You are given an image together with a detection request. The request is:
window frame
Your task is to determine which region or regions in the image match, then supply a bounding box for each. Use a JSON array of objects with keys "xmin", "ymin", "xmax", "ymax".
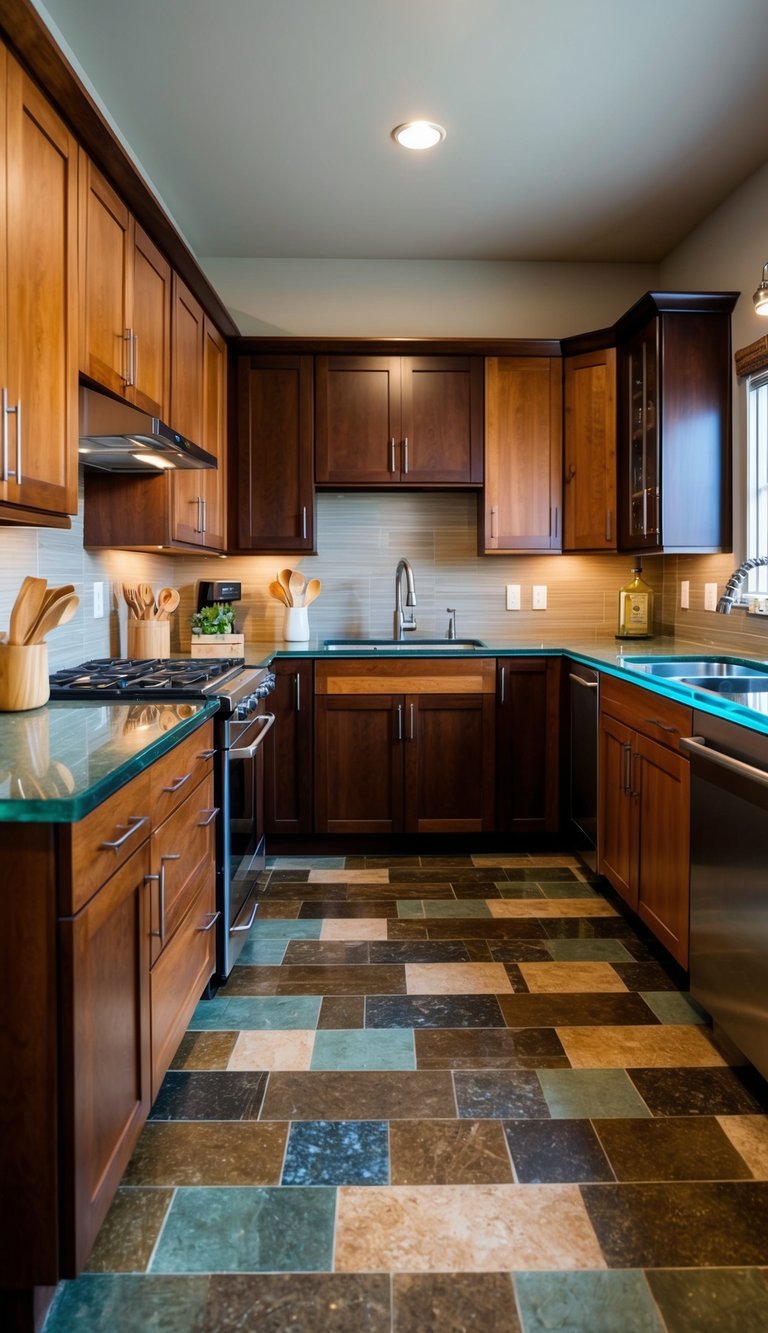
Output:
[{"xmin": 745, "ymin": 369, "xmax": 768, "ymax": 598}]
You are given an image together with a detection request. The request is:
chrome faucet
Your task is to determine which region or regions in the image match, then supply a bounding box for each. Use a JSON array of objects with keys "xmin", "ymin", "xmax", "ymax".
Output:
[
  {"xmin": 716, "ymin": 556, "xmax": 768, "ymax": 612},
  {"xmin": 446, "ymin": 608, "xmax": 457, "ymax": 640},
  {"xmin": 393, "ymin": 558, "xmax": 417, "ymax": 639}
]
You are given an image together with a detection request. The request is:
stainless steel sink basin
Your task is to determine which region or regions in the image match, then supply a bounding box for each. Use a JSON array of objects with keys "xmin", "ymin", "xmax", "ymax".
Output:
[
  {"xmin": 625, "ymin": 657, "xmax": 768, "ymax": 679},
  {"xmin": 678, "ymin": 675, "xmax": 768, "ymax": 694},
  {"xmin": 323, "ymin": 638, "xmax": 486, "ymax": 652}
]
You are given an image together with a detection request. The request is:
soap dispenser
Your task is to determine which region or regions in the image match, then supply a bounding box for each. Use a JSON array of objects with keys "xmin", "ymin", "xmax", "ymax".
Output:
[{"xmin": 616, "ymin": 563, "xmax": 654, "ymax": 639}]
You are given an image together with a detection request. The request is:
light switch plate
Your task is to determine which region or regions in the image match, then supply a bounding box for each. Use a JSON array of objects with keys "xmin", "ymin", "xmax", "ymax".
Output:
[
  {"xmin": 93, "ymin": 582, "xmax": 104, "ymax": 618},
  {"xmin": 704, "ymin": 582, "xmax": 718, "ymax": 612},
  {"xmin": 680, "ymin": 580, "xmax": 690, "ymax": 609},
  {"xmin": 532, "ymin": 585, "xmax": 547, "ymax": 610},
  {"xmin": 506, "ymin": 584, "xmax": 521, "ymax": 611}
]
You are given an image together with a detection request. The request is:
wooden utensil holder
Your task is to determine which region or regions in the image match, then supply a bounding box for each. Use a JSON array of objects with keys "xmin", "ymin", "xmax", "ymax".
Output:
[
  {"xmin": 127, "ymin": 618, "xmax": 170, "ymax": 659},
  {"xmin": 0, "ymin": 642, "xmax": 49, "ymax": 711}
]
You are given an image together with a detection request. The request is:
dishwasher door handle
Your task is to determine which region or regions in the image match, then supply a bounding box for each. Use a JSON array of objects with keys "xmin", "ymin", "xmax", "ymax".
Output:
[
  {"xmin": 681, "ymin": 735, "xmax": 768, "ymax": 789},
  {"xmin": 569, "ymin": 673, "xmax": 598, "ymax": 690}
]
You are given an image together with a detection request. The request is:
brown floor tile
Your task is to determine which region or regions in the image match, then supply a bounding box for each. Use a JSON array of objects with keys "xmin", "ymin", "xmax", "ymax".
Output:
[
  {"xmin": 260, "ymin": 1070, "xmax": 457, "ymax": 1120},
  {"xmin": 520, "ymin": 962, "xmax": 627, "ymax": 993},
  {"xmin": 558, "ymin": 1024, "xmax": 725, "ymax": 1069},
  {"xmin": 170, "ymin": 1031, "xmax": 238, "ymax": 1070},
  {"xmin": 122, "ymin": 1121, "xmax": 288, "ymax": 1185},
  {"xmin": 309, "ymin": 868, "xmax": 390, "ymax": 883},
  {"xmin": 264, "ymin": 882, "xmax": 350, "ymax": 900},
  {"xmin": 489, "ymin": 941, "xmax": 554, "ymax": 963},
  {"xmin": 628, "ymin": 1066, "xmax": 767, "ymax": 1116},
  {"xmin": 348, "ymin": 883, "xmax": 455, "ymax": 900},
  {"xmin": 255, "ymin": 902, "xmax": 301, "ymax": 918},
  {"xmin": 317, "ymin": 996, "xmax": 366, "ymax": 1029},
  {"xmin": 392, "ymin": 1273, "xmax": 521, "ymax": 1333},
  {"xmin": 299, "ymin": 901, "xmax": 398, "ymax": 918},
  {"xmin": 84, "ymin": 1186, "xmax": 173, "ymax": 1272},
  {"xmin": 503, "ymin": 1119, "xmax": 614, "ymax": 1183},
  {"xmin": 612, "ymin": 961, "xmax": 680, "ymax": 992},
  {"xmin": 389, "ymin": 868, "xmax": 502, "ymax": 883},
  {"xmin": 282, "ymin": 941, "xmax": 371, "ymax": 964},
  {"xmin": 387, "ymin": 922, "xmax": 430, "ymax": 939},
  {"xmin": 424, "ymin": 919, "xmax": 549, "ymax": 940},
  {"xmin": 717, "ymin": 1115, "xmax": 768, "ymax": 1177},
  {"xmin": 497, "ymin": 992, "xmax": 659, "ymax": 1028},
  {"xmin": 581, "ymin": 1181, "xmax": 768, "ymax": 1266},
  {"xmin": 489, "ymin": 899, "xmax": 618, "ymax": 918},
  {"xmin": 370, "ymin": 940, "xmax": 482, "ymax": 964},
  {"xmin": 594, "ymin": 1116, "xmax": 754, "ymax": 1181},
  {"xmin": 201, "ymin": 1274, "xmax": 392, "ymax": 1332},
  {"xmin": 225, "ymin": 963, "xmax": 406, "ymax": 996},
  {"xmin": 414, "ymin": 1026, "xmax": 568, "ymax": 1070},
  {"xmin": 646, "ymin": 1268, "xmax": 768, "ymax": 1333},
  {"xmin": 389, "ymin": 1119, "xmax": 514, "ymax": 1185}
]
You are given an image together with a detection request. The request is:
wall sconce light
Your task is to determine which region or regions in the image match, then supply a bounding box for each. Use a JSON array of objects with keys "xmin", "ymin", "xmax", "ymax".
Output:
[{"xmin": 754, "ymin": 263, "xmax": 768, "ymax": 315}]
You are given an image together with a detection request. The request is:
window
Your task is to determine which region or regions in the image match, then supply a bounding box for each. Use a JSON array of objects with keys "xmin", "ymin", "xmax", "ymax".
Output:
[{"xmin": 746, "ymin": 370, "xmax": 768, "ymax": 595}]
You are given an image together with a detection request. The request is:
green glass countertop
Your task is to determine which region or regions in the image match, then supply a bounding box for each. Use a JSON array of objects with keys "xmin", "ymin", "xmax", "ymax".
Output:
[{"xmin": 0, "ymin": 699, "xmax": 219, "ymax": 823}]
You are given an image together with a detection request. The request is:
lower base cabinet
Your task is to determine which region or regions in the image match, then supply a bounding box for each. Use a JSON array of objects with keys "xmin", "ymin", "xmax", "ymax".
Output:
[
  {"xmin": 264, "ymin": 659, "xmax": 314, "ymax": 836},
  {"xmin": 598, "ymin": 675, "xmax": 691, "ymax": 966},
  {"xmin": 495, "ymin": 657, "xmax": 560, "ymax": 832}
]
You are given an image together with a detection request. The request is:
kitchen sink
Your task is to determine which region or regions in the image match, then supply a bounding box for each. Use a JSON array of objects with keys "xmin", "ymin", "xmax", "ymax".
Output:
[
  {"xmin": 677, "ymin": 675, "xmax": 768, "ymax": 694},
  {"xmin": 323, "ymin": 638, "xmax": 486, "ymax": 652},
  {"xmin": 624, "ymin": 657, "xmax": 768, "ymax": 678}
]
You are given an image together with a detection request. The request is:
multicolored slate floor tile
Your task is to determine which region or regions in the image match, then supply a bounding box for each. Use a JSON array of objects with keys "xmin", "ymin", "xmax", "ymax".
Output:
[{"xmin": 45, "ymin": 852, "xmax": 768, "ymax": 1332}]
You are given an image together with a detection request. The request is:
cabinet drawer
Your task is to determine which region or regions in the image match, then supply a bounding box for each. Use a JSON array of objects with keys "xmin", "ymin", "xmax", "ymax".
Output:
[
  {"xmin": 600, "ymin": 674, "xmax": 692, "ymax": 752},
  {"xmin": 150, "ymin": 872, "xmax": 216, "ymax": 1099},
  {"xmin": 150, "ymin": 721, "xmax": 215, "ymax": 826},
  {"xmin": 315, "ymin": 658, "xmax": 496, "ymax": 695},
  {"xmin": 66, "ymin": 768, "xmax": 151, "ymax": 913},
  {"xmin": 148, "ymin": 772, "xmax": 216, "ymax": 965}
]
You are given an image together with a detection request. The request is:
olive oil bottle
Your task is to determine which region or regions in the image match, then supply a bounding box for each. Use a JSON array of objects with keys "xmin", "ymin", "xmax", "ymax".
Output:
[{"xmin": 616, "ymin": 563, "xmax": 654, "ymax": 639}]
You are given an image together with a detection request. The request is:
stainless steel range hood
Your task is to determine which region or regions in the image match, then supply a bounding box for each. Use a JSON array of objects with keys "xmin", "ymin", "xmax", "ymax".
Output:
[{"xmin": 78, "ymin": 387, "xmax": 217, "ymax": 473}]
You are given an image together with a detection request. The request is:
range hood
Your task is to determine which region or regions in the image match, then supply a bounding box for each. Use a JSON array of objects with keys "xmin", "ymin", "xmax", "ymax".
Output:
[{"xmin": 78, "ymin": 387, "xmax": 217, "ymax": 473}]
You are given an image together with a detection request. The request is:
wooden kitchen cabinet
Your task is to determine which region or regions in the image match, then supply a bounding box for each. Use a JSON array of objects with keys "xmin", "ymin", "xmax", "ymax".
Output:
[
  {"xmin": 495, "ymin": 657, "xmax": 560, "ymax": 833},
  {"xmin": 616, "ymin": 294, "xmax": 736, "ymax": 553},
  {"xmin": 234, "ymin": 354, "xmax": 315, "ymax": 553},
  {"xmin": 314, "ymin": 658, "xmax": 495, "ymax": 834},
  {"xmin": 0, "ymin": 48, "xmax": 79, "ymax": 524},
  {"xmin": 480, "ymin": 357, "xmax": 562, "ymax": 552},
  {"xmin": 264, "ymin": 659, "xmax": 314, "ymax": 835},
  {"xmin": 598, "ymin": 674, "xmax": 691, "ymax": 965},
  {"xmin": 79, "ymin": 153, "xmax": 171, "ymax": 418},
  {"xmin": 315, "ymin": 355, "xmax": 483, "ymax": 487},
  {"xmin": 563, "ymin": 348, "xmax": 617, "ymax": 551}
]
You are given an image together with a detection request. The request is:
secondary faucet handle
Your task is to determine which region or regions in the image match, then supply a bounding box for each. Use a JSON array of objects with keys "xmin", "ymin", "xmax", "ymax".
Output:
[{"xmin": 446, "ymin": 608, "xmax": 456, "ymax": 640}]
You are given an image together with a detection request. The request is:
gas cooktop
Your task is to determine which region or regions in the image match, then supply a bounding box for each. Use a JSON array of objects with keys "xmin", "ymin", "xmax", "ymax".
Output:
[{"xmin": 49, "ymin": 656, "xmax": 246, "ymax": 697}]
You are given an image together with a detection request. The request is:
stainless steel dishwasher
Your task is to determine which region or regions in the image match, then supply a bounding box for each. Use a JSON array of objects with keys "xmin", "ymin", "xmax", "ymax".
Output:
[
  {"xmin": 569, "ymin": 662, "xmax": 599, "ymax": 858},
  {"xmin": 681, "ymin": 714, "xmax": 768, "ymax": 1080}
]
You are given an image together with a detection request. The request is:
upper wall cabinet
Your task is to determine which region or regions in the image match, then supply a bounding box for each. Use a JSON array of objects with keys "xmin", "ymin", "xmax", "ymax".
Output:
[
  {"xmin": 79, "ymin": 154, "xmax": 171, "ymax": 419},
  {"xmin": 563, "ymin": 348, "xmax": 617, "ymax": 552},
  {"xmin": 616, "ymin": 294, "xmax": 737, "ymax": 554},
  {"xmin": 480, "ymin": 357, "xmax": 562, "ymax": 553},
  {"xmin": 0, "ymin": 49, "xmax": 79, "ymax": 523},
  {"xmin": 233, "ymin": 354, "xmax": 315, "ymax": 554},
  {"xmin": 315, "ymin": 355, "xmax": 483, "ymax": 487}
]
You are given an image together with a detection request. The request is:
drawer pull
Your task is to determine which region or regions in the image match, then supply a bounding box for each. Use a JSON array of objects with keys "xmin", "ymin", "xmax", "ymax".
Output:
[
  {"xmin": 197, "ymin": 911, "xmax": 220, "ymax": 933},
  {"xmin": 197, "ymin": 807, "xmax": 219, "ymax": 827},
  {"xmin": 100, "ymin": 814, "xmax": 148, "ymax": 852},
  {"xmin": 162, "ymin": 772, "xmax": 192, "ymax": 794},
  {"xmin": 146, "ymin": 853, "xmax": 181, "ymax": 946},
  {"xmin": 645, "ymin": 718, "xmax": 679, "ymax": 735},
  {"xmin": 198, "ymin": 748, "xmax": 216, "ymax": 760}
]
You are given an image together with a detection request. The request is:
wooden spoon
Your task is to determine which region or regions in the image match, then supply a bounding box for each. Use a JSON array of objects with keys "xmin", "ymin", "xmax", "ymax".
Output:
[
  {"xmin": 26, "ymin": 592, "xmax": 80, "ymax": 643},
  {"xmin": 26, "ymin": 584, "xmax": 75, "ymax": 643},
  {"xmin": 269, "ymin": 580, "xmax": 290, "ymax": 607},
  {"xmin": 288, "ymin": 570, "xmax": 306, "ymax": 606},
  {"xmin": 138, "ymin": 583, "xmax": 155, "ymax": 618},
  {"xmin": 277, "ymin": 568, "xmax": 293, "ymax": 601},
  {"xmin": 9, "ymin": 576, "xmax": 48, "ymax": 645},
  {"xmin": 303, "ymin": 578, "xmax": 322, "ymax": 607},
  {"xmin": 156, "ymin": 587, "xmax": 180, "ymax": 620}
]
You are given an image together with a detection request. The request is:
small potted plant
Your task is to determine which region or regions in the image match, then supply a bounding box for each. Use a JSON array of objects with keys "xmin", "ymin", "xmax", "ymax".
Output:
[{"xmin": 190, "ymin": 602, "xmax": 245, "ymax": 658}]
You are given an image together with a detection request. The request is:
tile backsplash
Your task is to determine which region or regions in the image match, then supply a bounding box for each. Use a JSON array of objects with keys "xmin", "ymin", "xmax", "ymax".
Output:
[{"xmin": 2, "ymin": 479, "xmax": 766, "ymax": 665}]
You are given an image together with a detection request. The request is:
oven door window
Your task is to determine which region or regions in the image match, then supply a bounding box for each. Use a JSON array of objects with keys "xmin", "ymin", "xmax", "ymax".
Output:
[{"xmin": 228, "ymin": 708, "xmax": 272, "ymax": 889}]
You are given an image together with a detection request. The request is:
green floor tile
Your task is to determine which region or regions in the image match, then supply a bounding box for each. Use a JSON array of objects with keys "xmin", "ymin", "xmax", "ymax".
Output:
[
  {"xmin": 640, "ymin": 991, "xmax": 708, "ymax": 1024},
  {"xmin": 249, "ymin": 920, "xmax": 323, "ymax": 939},
  {"xmin": 545, "ymin": 938, "xmax": 635, "ymax": 963},
  {"xmin": 44, "ymin": 1275, "xmax": 209, "ymax": 1332},
  {"xmin": 515, "ymin": 1270, "xmax": 664, "ymax": 1333},
  {"xmin": 538, "ymin": 1068, "xmax": 653, "ymax": 1119},
  {"xmin": 311, "ymin": 1028, "xmax": 416, "ymax": 1071},
  {"xmin": 189, "ymin": 996, "xmax": 322, "ymax": 1030},
  {"xmin": 237, "ymin": 939, "xmax": 288, "ymax": 965},
  {"xmin": 150, "ymin": 1186, "xmax": 336, "ymax": 1273}
]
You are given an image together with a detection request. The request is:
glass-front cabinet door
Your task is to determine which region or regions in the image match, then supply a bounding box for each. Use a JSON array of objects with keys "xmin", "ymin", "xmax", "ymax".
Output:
[{"xmin": 623, "ymin": 319, "xmax": 660, "ymax": 549}]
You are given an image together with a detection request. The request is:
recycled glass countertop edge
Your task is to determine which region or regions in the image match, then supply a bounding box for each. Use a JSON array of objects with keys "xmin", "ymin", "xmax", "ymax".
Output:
[{"xmin": 0, "ymin": 699, "xmax": 219, "ymax": 823}]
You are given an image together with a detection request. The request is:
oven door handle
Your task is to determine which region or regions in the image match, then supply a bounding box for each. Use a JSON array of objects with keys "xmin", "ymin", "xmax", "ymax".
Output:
[
  {"xmin": 230, "ymin": 896, "xmax": 260, "ymax": 935},
  {"xmin": 228, "ymin": 711, "xmax": 276, "ymax": 759}
]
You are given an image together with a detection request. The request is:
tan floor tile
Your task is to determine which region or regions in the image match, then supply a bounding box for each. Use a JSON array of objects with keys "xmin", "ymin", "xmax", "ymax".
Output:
[
  {"xmin": 321, "ymin": 919, "xmax": 389, "ymax": 941},
  {"xmin": 558, "ymin": 1024, "xmax": 727, "ymax": 1068},
  {"xmin": 717, "ymin": 1116, "xmax": 768, "ymax": 1177},
  {"xmin": 471, "ymin": 855, "xmax": 535, "ymax": 866},
  {"xmin": 405, "ymin": 963, "xmax": 514, "ymax": 995},
  {"xmin": 488, "ymin": 899, "xmax": 618, "ymax": 918},
  {"xmin": 227, "ymin": 1030, "xmax": 315, "ymax": 1071},
  {"xmin": 309, "ymin": 868, "xmax": 390, "ymax": 883},
  {"xmin": 520, "ymin": 963, "xmax": 627, "ymax": 994},
  {"xmin": 334, "ymin": 1184, "xmax": 605, "ymax": 1271}
]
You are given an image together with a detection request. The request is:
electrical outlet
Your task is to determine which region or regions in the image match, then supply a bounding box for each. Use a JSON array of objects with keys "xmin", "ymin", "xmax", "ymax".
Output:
[
  {"xmin": 704, "ymin": 582, "xmax": 718, "ymax": 612},
  {"xmin": 680, "ymin": 580, "xmax": 690, "ymax": 610},
  {"xmin": 506, "ymin": 583, "xmax": 521, "ymax": 611},
  {"xmin": 532, "ymin": 585, "xmax": 547, "ymax": 610},
  {"xmin": 93, "ymin": 581, "xmax": 104, "ymax": 618},
  {"xmin": 748, "ymin": 596, "xmax": 768, "ymax": 616}
]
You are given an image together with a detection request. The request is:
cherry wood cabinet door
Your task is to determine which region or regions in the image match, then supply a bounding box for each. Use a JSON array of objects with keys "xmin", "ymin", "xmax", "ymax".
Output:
[
  {"xmin": 404, "ymin": 692, "xmax": 495, "ymax": 833},
  {"xmin": 496, "ymin": 658, "xmax": 560, "ymax": 833},
  {"xmin": 563, "ymin": 348, "xmax": 616, "ymax": 551},
  {"xmin": 635, "ymin": 731, "xmax": 690, "ymax": 967},
  {"xmin": 197, "ymin": 314, "xmax": 227, "ymax": 550},
  {"xmin": 235, "ymin": 354, "xmax": 314, "ymax": 552},
  {"xmin": 78, "ymin": 153, "xmax": 131, "ymax": 398},
  {"xmin": 265, "ymin": 659, "xmax": 314, "ymax": 836},
  {"xmin": 315, "ymin": 355, "xmax": 401, "ymax": 485},
  {"xmin": 315, "ymin": 694, "xmax": 403, "ymax": 833},
  {"xmin": 597, "ymin": 711, "xmax": 637, "ymax": 910},
  {"xmin": 171, "ymin": 280, "xmax": 225, "ymax": 549},
  {"xmin": 170, "ymin": 271, "xmax": 204, "ymax": 445},
  {"xmin": 129, "ymin": 221, "xmax": 171, "ymax": 418},
  {"xmin": 399, "ymin": 356, "xmax": 483, "ymax": 485},
  {"xmin": 3, "ymin": 56, "xmax": 78, "ymax": 516},
  {"xmin": 59, "ymin": 843, "xmax": 151, "ymax": 1275},
  {"xmin": 481, "ymin": 357, "xmax": 562, "ymax": 552}
]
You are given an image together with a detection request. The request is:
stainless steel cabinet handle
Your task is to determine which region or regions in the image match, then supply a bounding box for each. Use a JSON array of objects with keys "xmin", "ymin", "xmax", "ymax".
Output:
[
  {"xmin": 569, "ymin": 673, "xmax": 598, "ymax": 690},
  {"xmin": 194, "ymin": 496, "xmax": 202, "ymax": 533},
  {"xmin": 122, "ymin": 329, "xmax": 132, "ymax": 386},
  {"xmin": 132, "ymin": 332, "xmax": 139, "ymax": 388},
  {"xmin": 228, "ymin": 712, "xmax": 276, "ymax": 759},
  {"xmin": 200, "ymin": 498, "xmax": 207, "ymax": 534},
  {"xmin": 198, "ymin": 911, "xmax": 220, "ymax": 933},
  {"xmin": 146, "ymin": 853, "xmax": 181, "ymax": 945},
  {"xmin": 100, "ymin": 814, "xmax": 149, "ymax": 851},
  {"xmin": 198, "ymin": 748, "xmax": 217, "ymax": 760},
  {"xmin": 231, "ymin": 898, "xmax": 259, "ymax": 934},
  {"xmin": 499, "ymin": 665, "xmax": 505, "ymax": 705},
  {"xmin": 409, "ymin": 702, "xmax": 415, "ymax": 740},
  {"xmin": 390, "ymin": 437, "xmax": 396, "ymax": 473},
  {"xmin": 302, "ymin": 506, "xmax": 308, "ymax": 540},
  {"xmin": 162, "ymin": 771, "xmax": 192, "ymax": 794},
  {"xmin": 197, "ymin": 807, "xmax": 219, "ymax": 827},
  {"xmin": 295, "ymin": 672, "xmax": 301, "ymax": 713},
  {"xmin": 2, "ymin": 387, "xmax": 8, "ymax": 481},
  {"xmin": 402, "ymin": 436, "xmax": 409, "ymax": 474},
  {"xmin": 605, "ymin": 509, "xmax": 613, "ymax": 542},
  {"xmin": 490, "ymin": 505, "xmax": 498, "ymax": 539},
  {"xmin": 680, "ymin": 735, "xmax": 768, "ymax": 789},
  {"xmin": 397, "ymin": 703, "xmax": 403, "ymax": 741},
  {"xmin": 622, "ymin": 742, "xmax": 633, "ymax": 794},
  {"xmin": 2, "ymin": 388, "xmax": 20, "ymax": 481}
]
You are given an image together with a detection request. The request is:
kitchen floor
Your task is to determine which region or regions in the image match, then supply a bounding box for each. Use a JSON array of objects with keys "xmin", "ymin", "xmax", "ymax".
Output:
[{"xmin": 45, "ymin": 852, "xmax": 768, "ymax": 1332}]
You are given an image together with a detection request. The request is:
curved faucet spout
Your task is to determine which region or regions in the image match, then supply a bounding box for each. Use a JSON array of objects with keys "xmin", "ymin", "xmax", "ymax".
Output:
[
  {"xmin": 717, "ymin": 555, "xmax": 768, "ymax": 613},
  {"xmin": 394, "ymin": 558, "xmax": 417, "ymax": 639}
]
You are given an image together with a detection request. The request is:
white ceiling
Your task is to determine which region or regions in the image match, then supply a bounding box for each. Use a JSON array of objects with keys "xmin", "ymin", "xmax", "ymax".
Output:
[{"xmin": 37, "ymin": 0, "xmax": 768, "ymax": 264}]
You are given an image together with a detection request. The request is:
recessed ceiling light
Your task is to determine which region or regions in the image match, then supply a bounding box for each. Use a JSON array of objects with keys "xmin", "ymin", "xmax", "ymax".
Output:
[{"xmin": 391, "ymin": 121, "xmax": 446, "ymax": 151}]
